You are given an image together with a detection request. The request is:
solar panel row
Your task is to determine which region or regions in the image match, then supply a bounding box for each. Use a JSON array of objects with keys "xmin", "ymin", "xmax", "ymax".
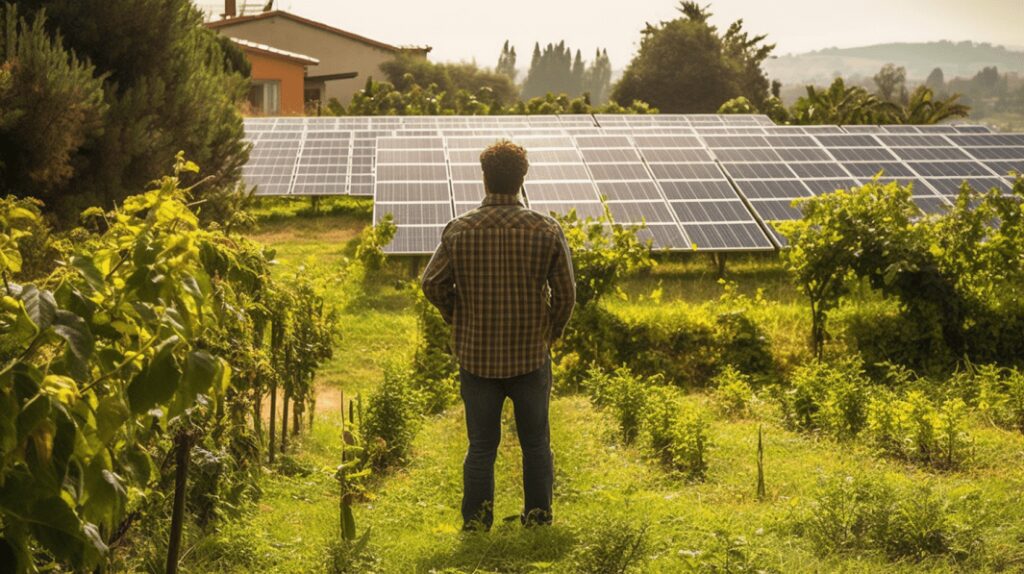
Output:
[{"xmin": 242, "ymin": 116, "xmax": 1019, "ymax": 255}]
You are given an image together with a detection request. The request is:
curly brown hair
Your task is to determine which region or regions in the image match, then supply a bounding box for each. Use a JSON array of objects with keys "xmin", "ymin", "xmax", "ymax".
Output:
[{"xmin": 479, "ymin": 140, "xmax": 529, "ymax": 195}]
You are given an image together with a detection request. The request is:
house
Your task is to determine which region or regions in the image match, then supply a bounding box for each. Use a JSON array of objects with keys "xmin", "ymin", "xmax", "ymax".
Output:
[
  {"xmin": 230, "ymin": 38, "xmax": 333, "ymax": 115},
  {"xmin": 207, "ymin": 5, "xmax": 431, "ymax": 107}
]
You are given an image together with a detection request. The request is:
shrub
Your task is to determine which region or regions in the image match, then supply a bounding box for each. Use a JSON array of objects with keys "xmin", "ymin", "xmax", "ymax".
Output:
[
  {"xmin": 354, "ymin": 214, "xmax": 397, "ymax": 273},
  {"xmin": 780, "ymin": 360, "xmax": 871, "ymax": 439},
  {"xmin": 642, "ymin": 387, "xmax": 709, "ymax": 480},
  {"xmin": 796, "ymin": 473, "xmax": 983, "ymax": 561},
  {"xmin": 677, "ymin": 530, "xmax": 777, "ymax": 574},
  {"xmin": 977, "ymin": 366, "xmax": 1024, "ymax": 433},
  {"xmin": 584, "ymin": 366, "xmax": 653, "ymax": 444},
  {"xmin": 866, "ymin": 390, "xmax": 972, "ymax": 469},
  {"xmin": 711, "ymin": 365, "xmax": 755, "ymax": 418},
  {"xmin": 362, "ymin": 365, "xmax": 423, "ymax": 470},
  {"xmin": 410, "ymin": 290, "xmax": 457, "ymax": 414}
]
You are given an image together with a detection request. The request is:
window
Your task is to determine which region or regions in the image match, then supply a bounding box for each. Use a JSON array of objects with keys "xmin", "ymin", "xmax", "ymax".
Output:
[{"xmin": 248, "ymin": 80, "xmax": 280, "ymax": 115}]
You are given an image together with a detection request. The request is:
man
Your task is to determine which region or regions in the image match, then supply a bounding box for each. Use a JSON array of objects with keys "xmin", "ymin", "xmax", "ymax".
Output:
[{"xmin": 421, "ymin": 141, "xmax": 576, "ymax": 531}]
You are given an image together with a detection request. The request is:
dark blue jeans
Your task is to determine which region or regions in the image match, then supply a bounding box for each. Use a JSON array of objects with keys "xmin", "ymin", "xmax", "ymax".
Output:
[{"xmin": 459, "ymin": 358, "xmax": 553, "ymax": 530}]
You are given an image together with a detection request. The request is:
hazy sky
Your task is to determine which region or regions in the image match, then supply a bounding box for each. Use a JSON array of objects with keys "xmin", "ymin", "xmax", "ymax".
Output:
[{"xmin": 265, "ymin": 0, "xmax": 1023, "ymax": 67}]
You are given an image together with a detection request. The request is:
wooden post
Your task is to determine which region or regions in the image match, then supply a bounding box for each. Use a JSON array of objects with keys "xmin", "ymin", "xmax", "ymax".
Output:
[
  {"xmin": 166, "ymin": 430, "xmax": 192, "ymax": 574},
  {"xmin": 281, "ymin": 387, "xmax": 290, "ymax": 454},
  {"xmin": 268, "ymin": 382, "xmax": 277, "ymax": 463}
]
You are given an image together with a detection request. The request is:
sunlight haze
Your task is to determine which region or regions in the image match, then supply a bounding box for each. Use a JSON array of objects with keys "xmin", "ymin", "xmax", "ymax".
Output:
[{"xmin": 269, "ymin": 0, "xmax": 1023, "ymax": 69}]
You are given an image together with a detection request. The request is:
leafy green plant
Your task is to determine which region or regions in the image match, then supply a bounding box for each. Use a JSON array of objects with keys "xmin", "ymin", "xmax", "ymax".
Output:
[
  {"xmin": 796, "ymin": 473, "xmax": 983, "ymax": 560},
  {"xmin": 584, "ymin": 366, "xmax": 653, "ymax": 444},
  {"xmin": 410, "ymin": 289, "xmax": 457, "ymax": 414},
  {"xmin": 361, "ymin": 365, "xmax": 422, "ymax": 470},
  {"xmin": 642, "ymin": 387, "xmax": 710, "ymax": 480},
  {"xmin": 570, "ymin": 519, "xmax": 650, "ymax": 574},
  {"xmin": 780, "ymin": 360, "xmax": 872, "ymax": 439},
  {"xmin": 977, "ymin": 366, "xmax": 1024, "ymax": 433},
  {"xmin": 711, "ymin": 365, "xmax": 755, "ymax": 418},
  {"xmin": 866, "ymin": 390, "xmax": 972, "ymax": 469}
]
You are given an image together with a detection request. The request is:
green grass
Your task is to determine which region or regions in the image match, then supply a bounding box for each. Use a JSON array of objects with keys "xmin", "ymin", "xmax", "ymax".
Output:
[{"xmin": 173, "ymin": 208, "xmax": 1024, "ymax": 573}]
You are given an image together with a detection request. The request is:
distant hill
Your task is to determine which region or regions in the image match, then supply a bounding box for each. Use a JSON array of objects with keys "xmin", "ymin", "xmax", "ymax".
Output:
[{"xmin": 764, "ymin": 41, "xmax": 1024, "ymax": 86}]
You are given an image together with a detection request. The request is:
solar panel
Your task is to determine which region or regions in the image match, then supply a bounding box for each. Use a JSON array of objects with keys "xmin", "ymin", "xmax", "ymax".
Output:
[
  {"xmin": 374, "ymin": 136, "xmax": 452, "ymax": 253},
  {"xmin": 636, "ymin": 130, "xmax": 773, "ymax": 250},
  {"xmin": 574, "ymin": 133, "xmax": 687, "ymax": 249},
  {"xmin": 240, "ymin": 116, "xmax": 1021, "ymax": 254}
]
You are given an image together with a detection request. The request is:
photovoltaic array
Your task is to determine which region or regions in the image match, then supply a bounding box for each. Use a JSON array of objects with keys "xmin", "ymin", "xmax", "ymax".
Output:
[{"xmin": 241, "ymin": 115, "xmax": 1021, "ymax": 254}]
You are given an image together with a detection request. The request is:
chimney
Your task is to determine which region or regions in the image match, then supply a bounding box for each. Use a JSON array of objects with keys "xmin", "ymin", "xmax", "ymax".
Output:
[{"xmin": 223, "ymin": 0, "xmax": 236, "ymax": 18}]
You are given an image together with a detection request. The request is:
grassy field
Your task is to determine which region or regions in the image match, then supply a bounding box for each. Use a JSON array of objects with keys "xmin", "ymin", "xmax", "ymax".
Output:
[{"xmin": 176, "ymin": 200, "xmax": 1024, "ymax": 573}]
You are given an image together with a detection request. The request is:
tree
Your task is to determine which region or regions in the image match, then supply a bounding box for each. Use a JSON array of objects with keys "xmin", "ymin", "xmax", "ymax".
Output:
[
  {"xmin": 789, "ymin": 78, "xmax": 896, "ymax": 125},
  {"xmin": 377, "ymin": 56, "xmax": 518, "ymax": 111},
  {"xmin": 612, "ymin": 2, "xmax": 774, "ymax": 113},
  {"xmin": 15, "ymin": 0, "xmax": 249, "ymax": 224},
  {"xmin": 873, "ymin": 63, "xmax": 908, "ymax": 104},
  {"xmin": 584, "ymin": 49, "xmax": 613, "ymax": 104},
  {"xmin": 496, "ymin": 40, "xmax": 517, "ymax": 82},
  {"xmin": 521, "ymin": 41, "xmax": 611, "ymax": 100},
  {"xmin": 892, "ymin": 86, "xmax": 970, "ymax": 125},
  {"xmin": 924, "ymin": 67, "xmax": 946, "ymax": 94},
  {"xmin": 0, "ymin": 5, "xmax": 107, "ymax": 200}
]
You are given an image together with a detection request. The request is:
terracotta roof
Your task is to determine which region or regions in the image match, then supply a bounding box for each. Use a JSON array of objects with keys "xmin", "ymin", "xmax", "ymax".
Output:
[
  {"xmin": 207, "ymin": 10, "xmax": 432, "ymax": 54},
  {"xmin": 230, "ymin": 37, "xmax": 319, "ymax": 65}
]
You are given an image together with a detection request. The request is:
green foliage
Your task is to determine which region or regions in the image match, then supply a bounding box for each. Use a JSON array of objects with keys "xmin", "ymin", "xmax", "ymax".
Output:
[
  {"xmin": 975, "ymin": 366, "xmax": 1024, "ymax": 433},
  {"xmin": 866, "ymin": 390, "xmax": 972, "ymax": 469},
  {"xmin": 0, "ymin": 155, "xmax": 334, "ymax": 573},
  {"xmin": 613, "ymin": 2, "xmax": 774, "ymax": 112},
  {"xmin": 642, "ymin": 387, "xmax": 710, "ymax": 480},
  {"xmin": 362, "ymin": 365, "xmax": 422, "ymax": 470},
  {"xmin": 796, "ymin": 474, "xmax": 984, "ymax": 561},
  {"xmin": 711, "ymin": 365, "xmax": 754, "ymax": 418},
  {"xmin": 354, "ymin": 214, "xmax": 397, "ymax": 273},
  {"xmin": 570, "ymin": 519, "xmax": 650, "ymax": 574},
  {"xmin": 15, "ymin": 0, "xmax": 248, "ymax": 223},
  {"xmin": 678, "ymin": 530, "xmax": 777, "ymax": 573},
  {"xmin": 583, "ymin": 366, "xmax": 652, "ymax": 444},
  {"xmin": 782, "ymin": 177, "xmax": 1024, "ymax": 369},
  {"xmin": 410, "ymin": 289, "xmax": 457, "ymax": 414},
  {"xmin": 379, "ymin": 55, "xmax": 519, "ymax": 109},
  {"xmin": 341, "ymin": 76, "xmax": 654, "ymax": 117},
  {"xmin": 723, "ymin": 75, "xmax": 970, "ymax": 126},
  {"xmin": 0, "ymin": 4, "xmax": 107, "ymax": 200},
  {"xmin": 780, "ymin": 360, "xmax": 872, "ymax": 439},
  {"xmin": 495, "ymin": 40, "xmax": 517, "ymax": 82}
]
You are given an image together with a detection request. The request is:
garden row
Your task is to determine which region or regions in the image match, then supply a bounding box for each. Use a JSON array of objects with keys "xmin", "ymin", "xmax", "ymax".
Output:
[{"xmin": 0, "ymin": 156, "xmax": 336, "ymax": 573}]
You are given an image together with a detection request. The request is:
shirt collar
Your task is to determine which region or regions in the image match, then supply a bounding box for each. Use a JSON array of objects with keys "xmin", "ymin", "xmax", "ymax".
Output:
[{"xmin": 481, "ymin": 193, "xmax": 524, "ymax": 207}]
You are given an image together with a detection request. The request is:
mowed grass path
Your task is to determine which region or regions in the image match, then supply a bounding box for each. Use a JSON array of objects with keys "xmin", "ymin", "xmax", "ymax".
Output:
[{"xmin": 184, "ymin": 206, "xmax": 1024, "ymax": 573}]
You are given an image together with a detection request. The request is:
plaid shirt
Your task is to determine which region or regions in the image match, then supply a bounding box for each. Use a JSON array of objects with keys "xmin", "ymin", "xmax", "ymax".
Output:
[{"xmin": 421, "ymin": 193, "xmax": 576, "ymax": 378}]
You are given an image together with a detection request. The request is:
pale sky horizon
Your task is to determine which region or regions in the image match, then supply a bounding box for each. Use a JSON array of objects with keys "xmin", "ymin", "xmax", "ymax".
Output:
[{"xmin": 241, "ymin": 0, "xmax": 1023, "ymax": 68}]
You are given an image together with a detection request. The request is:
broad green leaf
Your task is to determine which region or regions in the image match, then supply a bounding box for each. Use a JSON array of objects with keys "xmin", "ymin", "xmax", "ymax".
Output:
[
  {"xmin": 169, "ymin": 350, "xmax": 220, "ymax": 419},
  {"xmin": 52, "ymin": 311, "xmax": 95, "ymax": 381},
  {"xmin": 69, "ymin": 256, "xmax": 105, "ymax": 293},
  {"xmin": 126, "ymin": 337, "xmax": 181, "ymax": 415},
  {"xmin": 19, "ymin": 285, "xmax": 57, "ymax": 332}
]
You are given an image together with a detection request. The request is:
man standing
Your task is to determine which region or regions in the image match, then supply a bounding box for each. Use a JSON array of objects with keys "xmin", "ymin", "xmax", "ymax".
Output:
[{"xmin": 421, "ymin": 141, "xmax": 576, "ymax": 531}]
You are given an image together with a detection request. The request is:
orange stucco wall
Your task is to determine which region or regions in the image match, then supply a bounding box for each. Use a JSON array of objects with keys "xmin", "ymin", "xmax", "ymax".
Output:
[{"xmin": 245, "ymin": 50, "xmax": 306, "ymax": 115}]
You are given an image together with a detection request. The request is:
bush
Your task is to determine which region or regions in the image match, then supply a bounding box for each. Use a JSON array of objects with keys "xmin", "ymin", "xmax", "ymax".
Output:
[
  {"xmin": 711, "ymin": 366, "xmax": 755, "ymax": 418},
  {"xmin": 642, "ymin": 387, "xmax": 709, "ymax": 480},
  {"xmin": 796, "ymin": 473, "xmax": 984, "ymax": 561},
  {"xmin": 583, "ymin": 366, "xmax": 653, "ymax": 444},
  {"xmin": 866, "ymin": 390, "xmax": 972, "ymax": 469},
  {"xmin": 976, "ymin": 366, "xmax": 1024, "ymax": 433},
  {"xmin": 410, "ymin": 290, "xmax": 457, "ymax": 414},
  {"xmin": 780, "ymin": 360, "xmax": 872, "ymax": 439},
  {"xmin": 362, "ymin": 365, "xmax": 423, "ymax": 470}
]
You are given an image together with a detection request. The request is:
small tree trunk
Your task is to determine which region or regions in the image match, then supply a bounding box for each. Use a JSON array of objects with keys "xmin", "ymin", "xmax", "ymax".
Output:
[
  {"xmin": 268, "ymin": 381, "xmax": 277, "ymax": 464},
  {"xmin": 281, "ymin": 388, "xmax": 290, "ymax": 454},
  {"xmin": 166, "ymin": 431, "xmax": 192, "ymax": 574},
  {"xmin": 293, "ymin": 396, "xmax": 302, "ymax": 436}
]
